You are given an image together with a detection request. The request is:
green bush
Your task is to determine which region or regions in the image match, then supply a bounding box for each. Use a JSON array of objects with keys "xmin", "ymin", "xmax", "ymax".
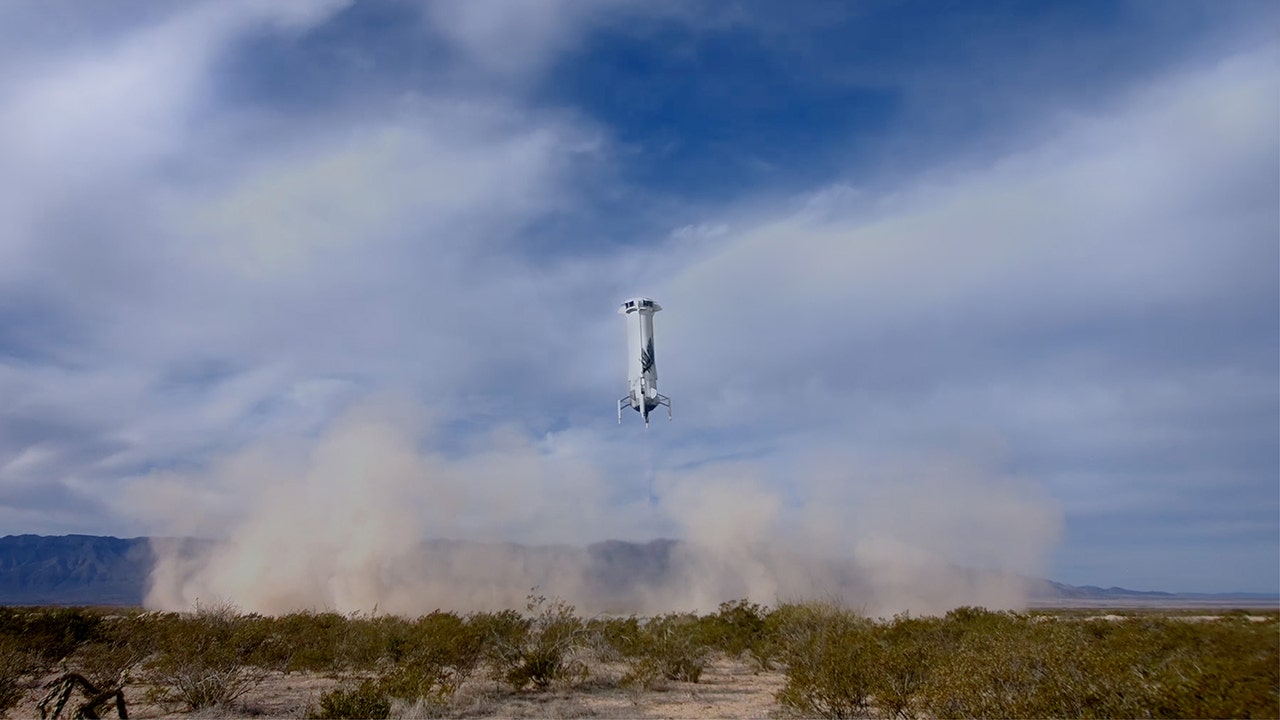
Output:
[
  {"xmin": 469, "ymin": 608, "xmax": 527, "ymax": 652},
  {"xmin": 487, "ymin": 592, "xmax": 587, "ymax": 691},
  {"xmin": 917, "ymin": 612, "xmax": 1280, "ymax": 719},
  {"xmin": 585, "ymin": 616, "xmax": 642, "ymax": 663},
  {"xmin": 917, "ymin": 610, "xmax": 1132, "ymax": 718},
  {"xmin": 330, "ymin": 613, "xmax": 399, "ymax": 672},
  {"xmin": 774, "ymin": 603, "xmax": 879, "ymax": 719},
  {"xmin": 919, "ymin": 612, "xmax": 1052, "ymax": 718},
  {"xmin": 1127, "ymin": 616, "xmax": 1280, "ymax": 719},
  {"xmin": 699, "ymin": 599, "xmax": 774, "ymax": 667},
  {"xmin": 0, "ymin": 634, "xmax": 33, "ymax": 715},
  {"xmin": 379, "ymin": 611, "xmax": 487, "ymax": 701},
  {"xmin": 620, "ymin": 613, "xmax": 708, "ymax": 689},
  {"xmin": 142, "ymin": 602, "xmax": 269, "ymax": 710},
  {"xmin": 309, "ymin": 679, "xmax": 391, "ymax": 719},
  {"xmin": 258, "ymin": 611, "xmax": 347, "ymax": 673},
  {"xmin": 0, "ymin": 607, "xmax": 104, "ymax": 667},
  {"xmin": 871, "ymin": 614, "xmax": 941, "ymax": 720},
  {"xmin": 66, "ymin": 612, "xmax": 157, "ymax": 691}
]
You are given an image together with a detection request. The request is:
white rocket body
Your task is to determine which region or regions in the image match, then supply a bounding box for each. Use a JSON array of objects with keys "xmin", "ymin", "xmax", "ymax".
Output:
[{"xmin": 618, "ymin": 297, "xmax": 671, "ymax": 426}]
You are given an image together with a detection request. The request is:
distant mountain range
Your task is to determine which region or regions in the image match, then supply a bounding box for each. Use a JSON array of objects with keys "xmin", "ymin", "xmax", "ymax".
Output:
[
  {"xmin": 0, "ymin": 534, "xmax": 154, "ymax": 606},
  {"xmin": 1026, "ymin": 578, "xmax": 1278, "ymax": 605},
  {"xmin": 0, "ymin": 534, "xmax": 1274, "ymax": 608}
]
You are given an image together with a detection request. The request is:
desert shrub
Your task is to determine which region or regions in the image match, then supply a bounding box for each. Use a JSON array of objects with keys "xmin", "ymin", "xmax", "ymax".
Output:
[
  {"xmin": 0, "ymin": 634, "xmax": 34, "ymax": 715},
  {"xmin": 774, "ymin": 602, "xmax": 880, "ymax": 719},
  {"xmin": 487, "ymin": 592, "xmax": 587, "ymax": 691},
  {"xmin": 1126, "ymin": 616, "xmax": 1280, "ymax": 719},
  {"xmin": 379, "ymin": 611, "xmax": 487, "ymax": 701},
  {"xmin": 331, "ymin": 614, "xmax": 399, "ymax": 671},
  {"xmin": 264, "ymin": 612, "xmax": 417, "ymax": 673},
  {"xmin": 0, "ymin": 607, "xmax": 104, "ymax": 667},
  {"xmin": 584, "ymin": 616, "xmax": 642, "ymax": 663},
  {"xmin": 379, "ymin": 664, "xmax": 450, "ymax": 707},
  {"xmin": 309, "ymin": 679, "xmax": 391, "ymax": 719},
  {"xmin": 142, "ymin": 602, "xmax": 269, "ymax": 710},
  {"xmin": 871, "ymin": 614, "xmax": 943, "ymax": 720},
  {"xmin": 1045, "ymin": 619, "xmax": 1165, "ymax": 718},
  {"xmin": 1050, "ymin": 614, "xmax": 1278, "ymax": 719},
  {"xmin": 376, "ymin": 616, "xmax": 414, "ymax": 666},
  {"xmin": 915, "ymin": 611, "xmax": 1280, "ymax": 719},
  {"xmin": 469, "ymin": 608, "xmax": 527, "ymax": 652},
  {"xmin": 0, "ymin": 607, "xmax": 144, "ymax": 714},
  {"xmin": 619, "ymin": 613, "xmax": 708, "ymax": 689},
  {"xmin": 65, "ymin": 612, "xmax": 158, "ymax": 691},
  {"xmin": 255, "ymin": 611, "xmax": 347, "ymax": 673},
  {"xmin": 699, "ymin": 599, "xmax": 773, "ymax": 666},
  {"xmin": 939, "ymin": 605, "xmax": 1012, "ymax": 639},
  {"xmin": 919, "ymin": 610, "xmax": 1066, "ymax": 719}
]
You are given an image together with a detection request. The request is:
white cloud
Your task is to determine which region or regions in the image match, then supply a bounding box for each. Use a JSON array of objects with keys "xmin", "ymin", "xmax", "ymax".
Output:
[
  {"xmin": 423, "ymin": 0, "xmax": 639, "ymax": 80},
  {"xmin": 0, "ymin": 1, "xmax": 350, "ymax": 275},
  {"xmin": 654, "ymin": 46, "xmax": 1278, "ymax": 430}
]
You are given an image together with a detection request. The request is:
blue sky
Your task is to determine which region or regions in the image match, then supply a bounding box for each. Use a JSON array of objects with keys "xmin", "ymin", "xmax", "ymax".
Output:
[{"xmin": 0, "ymin": 0, "xmax": 1276, "ymax": 597}]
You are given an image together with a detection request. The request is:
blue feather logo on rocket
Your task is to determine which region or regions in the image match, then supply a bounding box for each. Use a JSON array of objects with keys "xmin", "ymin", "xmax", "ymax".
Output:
[{"xmin": 640, "ymin": 337, "xmax": 655, "ymax": 374}]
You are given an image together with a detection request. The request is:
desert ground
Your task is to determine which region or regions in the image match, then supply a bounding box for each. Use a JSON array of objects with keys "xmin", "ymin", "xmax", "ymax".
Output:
[{"xmin": 17, "ymin": 656, "xmax": 787, "ymax": 720}]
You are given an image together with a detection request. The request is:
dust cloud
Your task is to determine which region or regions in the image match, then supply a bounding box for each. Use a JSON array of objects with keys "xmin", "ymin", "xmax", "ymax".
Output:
[{"xmin": 132, "ymin": 402, "xmax": 1061, "ymax": 617}]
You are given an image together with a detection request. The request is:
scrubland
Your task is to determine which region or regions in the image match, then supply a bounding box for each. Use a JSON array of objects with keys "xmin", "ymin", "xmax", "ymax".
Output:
[{"xmin": 1, "ymin": 596, "xmax": 1276, "ymax": 719}]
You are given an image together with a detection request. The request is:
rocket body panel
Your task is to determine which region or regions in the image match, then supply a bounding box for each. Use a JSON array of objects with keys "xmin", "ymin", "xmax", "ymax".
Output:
[{"xmin": 624, "ymin": 310, "xmax": 658, "ymax": 406}]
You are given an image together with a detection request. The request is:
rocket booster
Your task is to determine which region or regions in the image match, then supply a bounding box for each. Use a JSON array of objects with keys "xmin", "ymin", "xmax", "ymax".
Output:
[{"xmin": 618, "ymin": 297, "xmax": 671, "ymax": 426}]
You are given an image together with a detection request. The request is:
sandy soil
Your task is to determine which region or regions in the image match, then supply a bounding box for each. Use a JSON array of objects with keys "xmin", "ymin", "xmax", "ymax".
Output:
[{"xmin": 16, "ymin": 656, "xmax": 790, "ymax": 719}]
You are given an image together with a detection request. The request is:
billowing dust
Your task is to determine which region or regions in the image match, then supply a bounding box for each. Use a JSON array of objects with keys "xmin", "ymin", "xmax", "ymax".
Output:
[{"xmin": 128, "ymin": 401, "xmax": 1061, "ymax": 617}]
